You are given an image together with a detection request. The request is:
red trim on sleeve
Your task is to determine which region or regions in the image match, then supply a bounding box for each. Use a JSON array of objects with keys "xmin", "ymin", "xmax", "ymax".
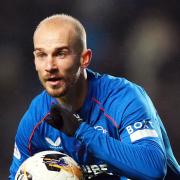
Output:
[
  {"xmin": 92, "ymin": 97, "xmax": 101, "ymax": 105},
  {"xmin": 92, "ymin": 97, "xmax": 119, "ymax": 129},
  {"xmin": 28, "ymin": 112, "xmax": 50, "ymax": 155}
]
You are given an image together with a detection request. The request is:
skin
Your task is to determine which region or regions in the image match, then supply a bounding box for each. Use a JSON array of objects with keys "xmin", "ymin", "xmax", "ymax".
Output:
[{"xmin": 33, "ymin": 17, "xmax": 92, "ymax": 111}]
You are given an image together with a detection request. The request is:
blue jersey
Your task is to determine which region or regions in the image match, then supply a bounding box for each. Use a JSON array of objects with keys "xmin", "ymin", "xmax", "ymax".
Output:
[{"xmin": 9, "ymin": 69, "xmax": 180, "ymax": 180}]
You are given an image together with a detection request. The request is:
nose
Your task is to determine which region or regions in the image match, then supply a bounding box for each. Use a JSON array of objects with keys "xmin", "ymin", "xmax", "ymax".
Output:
[{"xmin": 45, "ymin": 56, "xmax": 58, "ymax": 73}]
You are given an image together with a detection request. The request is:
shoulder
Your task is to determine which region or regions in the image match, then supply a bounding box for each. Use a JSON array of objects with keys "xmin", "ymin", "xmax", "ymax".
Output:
[
  {"xmin": 14, "ymin": 91, "xmax": 54, "ymax": 158},
  {"xmin": 16, "ymin": 91, "xmax": 52, "ymax": 134},
  {"xmin": 27, "ymin": 90, "xmax": 53, "ymax": 120},
  {"xmin": 88, "ymin": 69, "xmax": 146, "ymax": 102},
  {"xmin": 101, "ymin": 73, "xmax": 145, "ymax": 97},
  {"xmin": 88, "ymin": 69, "xmax": 156, "ymax": 117},
  {"xmin": 31, "ymin": 90, "xmax": 52, "ymax": 107}
]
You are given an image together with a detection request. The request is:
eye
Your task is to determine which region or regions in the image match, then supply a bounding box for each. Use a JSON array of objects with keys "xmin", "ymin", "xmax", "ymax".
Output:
[
  {"xmin": 55, "ymin": 50, "xmax": 69, "ymax": 59},
  {"xmin": 35, "ymin": 51, "xmax": 47, "ymax": 58}
]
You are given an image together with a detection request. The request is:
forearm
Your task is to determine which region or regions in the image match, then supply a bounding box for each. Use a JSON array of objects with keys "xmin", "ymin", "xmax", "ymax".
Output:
[{"xmin": 75, "ymin": 122, "xmax": 167, "ymax": 180}]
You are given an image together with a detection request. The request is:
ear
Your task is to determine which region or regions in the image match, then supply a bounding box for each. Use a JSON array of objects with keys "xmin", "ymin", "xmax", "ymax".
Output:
[{"xmin": 80, "ymin": 49, "xmax": 92, "ymax": 68}]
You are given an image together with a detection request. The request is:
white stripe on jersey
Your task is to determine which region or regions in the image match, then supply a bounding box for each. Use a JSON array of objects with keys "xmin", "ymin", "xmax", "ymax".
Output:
[{"xmin": 130, "ymin": 129, "xmax": 158, "ymax": 142}]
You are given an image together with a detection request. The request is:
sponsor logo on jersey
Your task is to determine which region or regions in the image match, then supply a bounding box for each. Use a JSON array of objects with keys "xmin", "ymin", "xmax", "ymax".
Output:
[
  {"xmin": 94, "ymin": 125, "xmax": 108, "ymax": 134},
  {"xmin": 45, "ymin": 137, "xmax": 61, "ymax": 149},
  {"xmin": 14, "ymin": 142, "xmax": 21, "ymax": 160},
  {"xmin": 81, "ymin": 164, "xmax": 130, "ymax": 179},
  {"xmin": 81, "ymin": 164, "xmax": 114, "ymax": 178},
  {"xmin": 73, "ymin": 113, "xmax": 83, "ymax": 123},
  {"xmin": 126, "ymin": 120, "xmax": 158, "ymax": 142}
]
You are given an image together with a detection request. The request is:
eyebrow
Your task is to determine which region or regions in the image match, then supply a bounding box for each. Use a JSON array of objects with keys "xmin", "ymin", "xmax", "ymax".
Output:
[
  {"xmin": 34, "ymin": 46, "xmax": 70, "ymax": 52},
  {"xmin": 34, "ymin": 48, "xmax": 44, "ymax": 51}
]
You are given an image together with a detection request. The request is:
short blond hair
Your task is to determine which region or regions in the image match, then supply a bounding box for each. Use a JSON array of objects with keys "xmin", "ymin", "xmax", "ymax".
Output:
[{"xmin": 33, "ymin": 14, "xmax": 87, "ymax": 52}]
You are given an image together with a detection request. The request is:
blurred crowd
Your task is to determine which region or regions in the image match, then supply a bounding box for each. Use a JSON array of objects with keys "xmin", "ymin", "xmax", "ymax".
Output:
[{"xmin": 0, "ymin": 0, "xmax": 180, "ymax": 179}]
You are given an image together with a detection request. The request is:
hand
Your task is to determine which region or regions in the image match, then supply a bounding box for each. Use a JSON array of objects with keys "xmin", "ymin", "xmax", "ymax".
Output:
[{"xmin": 46, "ymin": 104, "xmax": 83, "ymax": 136}]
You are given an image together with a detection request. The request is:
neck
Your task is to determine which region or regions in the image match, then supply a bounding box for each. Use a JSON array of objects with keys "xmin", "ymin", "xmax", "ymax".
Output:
[{"xmin": 56, "ymin": 69, "xmax": 88, "ymax": 111}]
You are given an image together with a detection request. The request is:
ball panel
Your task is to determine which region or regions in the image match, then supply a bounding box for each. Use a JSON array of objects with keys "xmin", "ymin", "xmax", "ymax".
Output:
[{"xmin": 15, "ymin": 151, "xmax": 84, "ymax": 180}]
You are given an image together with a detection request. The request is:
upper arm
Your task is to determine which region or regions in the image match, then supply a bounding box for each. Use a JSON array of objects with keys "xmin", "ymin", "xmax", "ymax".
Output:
[
  {"xmin": 9, "ymin": 97, "xmax": 42, "ymax": 179},
  {"xmin": 77, "ymin": 82, "xmax": 167, "ymax": 179},
  {"xmin": 9, "ymin": 112, "xmax": 32, "ymax": 179},
  {"xmin": 114, "ymin": 85, "xmax": 164, "ymax": 150}
]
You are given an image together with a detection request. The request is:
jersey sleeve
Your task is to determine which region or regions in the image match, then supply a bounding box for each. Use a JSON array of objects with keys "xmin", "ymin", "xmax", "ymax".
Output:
[
  {"xmin": 157, "ymin": 115, "xmax": 180, "ymax": 174},
  {"xmin": 9, "ymin": 109, "xmax": 33, "ymax": 179},
  {"xmin": 9, "ymin": 93, "xmax": 47, "ymax": 180},
  {"xmin": 75, "ymin": 84, "xmax": 167, "ymax": 180}
]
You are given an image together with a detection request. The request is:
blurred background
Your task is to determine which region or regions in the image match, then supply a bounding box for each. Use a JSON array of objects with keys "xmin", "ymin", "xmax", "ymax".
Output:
[{"xmin": 0, "ymin": 0, "xmax": 180, "ymax": 179}]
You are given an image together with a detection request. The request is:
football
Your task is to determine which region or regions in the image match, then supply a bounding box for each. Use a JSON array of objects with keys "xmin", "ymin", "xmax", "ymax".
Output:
[{"xmin": 15, "ymin": 150, "xmax": 84, "ymax": 180}]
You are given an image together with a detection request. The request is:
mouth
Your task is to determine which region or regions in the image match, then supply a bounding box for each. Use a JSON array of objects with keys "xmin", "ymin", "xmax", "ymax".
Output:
[{"xmin": 46, "ymin": 77, "xmax": 64, "ymax": 86}]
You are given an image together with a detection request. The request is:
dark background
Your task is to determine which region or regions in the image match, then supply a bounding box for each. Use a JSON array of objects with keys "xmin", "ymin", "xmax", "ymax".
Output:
[{"xmin": 0, "ymin": 0, "xmax": 180, "ymax": 179}]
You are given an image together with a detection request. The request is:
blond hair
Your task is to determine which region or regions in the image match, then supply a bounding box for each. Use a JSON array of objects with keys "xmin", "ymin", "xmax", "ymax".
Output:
[{"xmin": 33, "ymin": 14, "xmax": 87, "ymax": 52}]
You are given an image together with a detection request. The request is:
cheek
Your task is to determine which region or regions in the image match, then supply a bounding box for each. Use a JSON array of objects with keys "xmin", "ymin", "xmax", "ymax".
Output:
[
  {"xmin": 34, "ymin": 60, "xmax": 42, "ymax": 71},
  {"xmin": 35, "ymin": 64, "xmax": 45, "ymax": 79},
  {"xmin": 63, "ymin": 66, "xmax": 81, "ymax": 85},
  {"xmin": 60, "ymin": 59, "xmax": 81, "ymax": 76},
  {"xmin": 36, "ymin": 67, "xmax": 43, "ymax": 78}
]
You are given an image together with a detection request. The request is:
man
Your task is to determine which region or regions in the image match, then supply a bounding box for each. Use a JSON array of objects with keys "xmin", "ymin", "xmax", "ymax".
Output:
[{"xmin": 9, "ymin": 14, "xmax": 180, "ymax": 180}]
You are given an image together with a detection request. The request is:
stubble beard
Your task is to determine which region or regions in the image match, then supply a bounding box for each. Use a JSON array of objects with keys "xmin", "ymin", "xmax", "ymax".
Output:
[
  {"xmin": 38, "ymin": 65, "xmax": 82, "ymax": 99},
  {"xmin": 41, "ymin": 74, "xmax": 80, "ymax": 98}
]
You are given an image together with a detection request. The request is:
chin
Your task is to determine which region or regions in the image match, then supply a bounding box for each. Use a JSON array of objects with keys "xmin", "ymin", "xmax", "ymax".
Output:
[{"xmin": 46, "ymin": 87, "xmax": 67, "ymax": 98}]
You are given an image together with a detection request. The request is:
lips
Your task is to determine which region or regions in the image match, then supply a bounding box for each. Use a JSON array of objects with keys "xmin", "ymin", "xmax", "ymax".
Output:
[
  {"xmin": 47, "ymin": 77, "xmax": 61, "ymax": 81},
  {"xmin": 46, "ymin": 76, "xmax": 63, "ymax": 86}
]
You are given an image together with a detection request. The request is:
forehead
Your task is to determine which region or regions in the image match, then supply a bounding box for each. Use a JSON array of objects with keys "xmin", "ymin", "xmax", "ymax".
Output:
[{"xmin": 34, "ymin": 22, "xmax": 76, "ymax": 50}]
